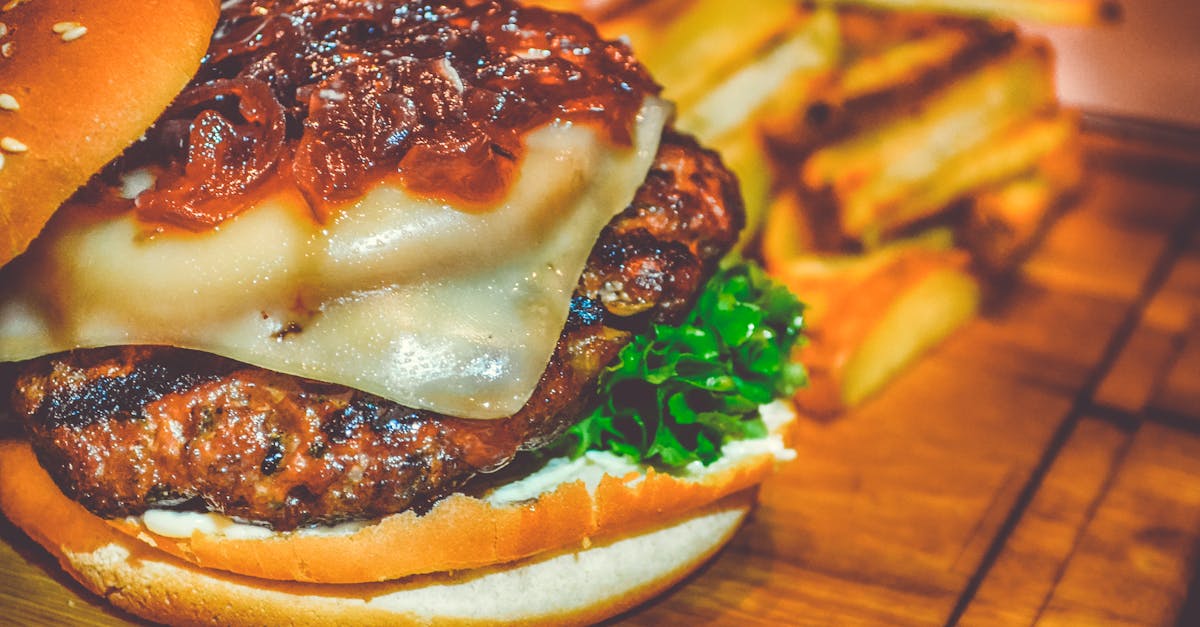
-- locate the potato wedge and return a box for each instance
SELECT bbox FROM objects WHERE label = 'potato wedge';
[677,8,840,142]
[769,234,979,414]
[802,42,1056,242]
[959,129,1085,274]
[820,0,1121,26]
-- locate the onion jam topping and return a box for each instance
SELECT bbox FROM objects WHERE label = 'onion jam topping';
[111,0,660,229]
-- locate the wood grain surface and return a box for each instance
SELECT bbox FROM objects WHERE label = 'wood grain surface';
[1,127,1198,625]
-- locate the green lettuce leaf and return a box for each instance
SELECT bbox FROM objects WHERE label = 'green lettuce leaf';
[559,259,806,468]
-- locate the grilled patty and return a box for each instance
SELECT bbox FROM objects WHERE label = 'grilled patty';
[10,132,743,530]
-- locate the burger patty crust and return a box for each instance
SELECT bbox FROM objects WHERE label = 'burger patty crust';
[11,132,744,530]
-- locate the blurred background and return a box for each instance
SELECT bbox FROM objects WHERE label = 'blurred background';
[1026,0,1200,127]
[533,1,1200,624]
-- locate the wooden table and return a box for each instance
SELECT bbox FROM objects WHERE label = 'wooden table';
[2,124,1199,625]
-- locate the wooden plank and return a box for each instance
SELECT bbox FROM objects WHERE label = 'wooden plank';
[0,516,138,626]
[1095,239,1199,414]
[1094,324,1180,413]
[625,327,1077,623]
[937,155,1177,396]
[1156,318,1200,422]
[1034,423,1200,625]
[1081,119,1200,188]
[960,417,1130,624]
[1100,224,1200,415]
[1013,132,1199,409]
[619,539,954,625]
[944,282,1126,395]
[1021,155,1197,303]
[1150,232,1200,422]
[1144,232,1200,334]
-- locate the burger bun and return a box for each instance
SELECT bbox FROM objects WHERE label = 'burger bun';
[0,440,758,626]
[0,0,219,266]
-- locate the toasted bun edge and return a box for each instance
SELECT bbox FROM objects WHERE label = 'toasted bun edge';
[96,400,795,584]
[0,438,754,626]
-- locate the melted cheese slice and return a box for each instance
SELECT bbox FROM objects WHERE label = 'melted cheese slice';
[0,99,669,419]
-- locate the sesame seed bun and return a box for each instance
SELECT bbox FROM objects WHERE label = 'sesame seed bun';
[0,0,219,267]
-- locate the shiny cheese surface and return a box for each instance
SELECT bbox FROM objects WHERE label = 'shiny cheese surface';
[0,99,669,419]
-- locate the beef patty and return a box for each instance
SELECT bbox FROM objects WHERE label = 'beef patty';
[10,132,743,530]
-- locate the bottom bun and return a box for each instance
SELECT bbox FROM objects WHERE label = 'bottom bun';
[0,440,753,626]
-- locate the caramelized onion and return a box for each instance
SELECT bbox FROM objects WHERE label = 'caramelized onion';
[135,78,287,229]
[111,0,660,229]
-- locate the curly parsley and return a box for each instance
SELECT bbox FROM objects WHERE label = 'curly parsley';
[559,260,806,468]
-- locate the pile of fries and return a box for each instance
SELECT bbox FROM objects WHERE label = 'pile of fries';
[536,0,1118,414]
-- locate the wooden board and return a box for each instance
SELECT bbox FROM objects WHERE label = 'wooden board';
[1034,422,1200,625]
[961,417,1133,625]
[1,129,1198,625]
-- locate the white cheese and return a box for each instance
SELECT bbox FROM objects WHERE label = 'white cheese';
[0,98,669,419]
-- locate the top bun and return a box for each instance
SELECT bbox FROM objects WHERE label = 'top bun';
[0,0,219,267]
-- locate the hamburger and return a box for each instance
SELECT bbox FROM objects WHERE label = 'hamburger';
[0,0,806,624]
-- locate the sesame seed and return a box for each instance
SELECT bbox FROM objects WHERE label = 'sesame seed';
[52,21,87,42]
[1,0,23,12]
[0,22,8,38]
[0,93,17,111]
[60,25,86,42]
[1,42,12,57]
[1,136,27,153]
[0,153,5,172]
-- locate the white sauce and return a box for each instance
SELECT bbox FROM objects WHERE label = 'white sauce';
[140,509,367,540]
[488,400,797,504]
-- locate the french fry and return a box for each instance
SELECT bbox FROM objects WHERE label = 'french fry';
[762,192,817,271]
[770,231,980,414]
[764,20,1016,151]
[834,256,978,408]
[712,131,775,253]
[961,177,1060,276]
[838,30,972,99]
[960,130,1085,274]
[583,0,686,49]
[820,0,1122,26]
[537,0,1094,416]
[802,43,1052,190]
[882,109,1080,237]
[524,0,622,21]
[630,0,803,108]
[677,8,840,142]
[835,7,984,58]
[802,42,1055,241]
